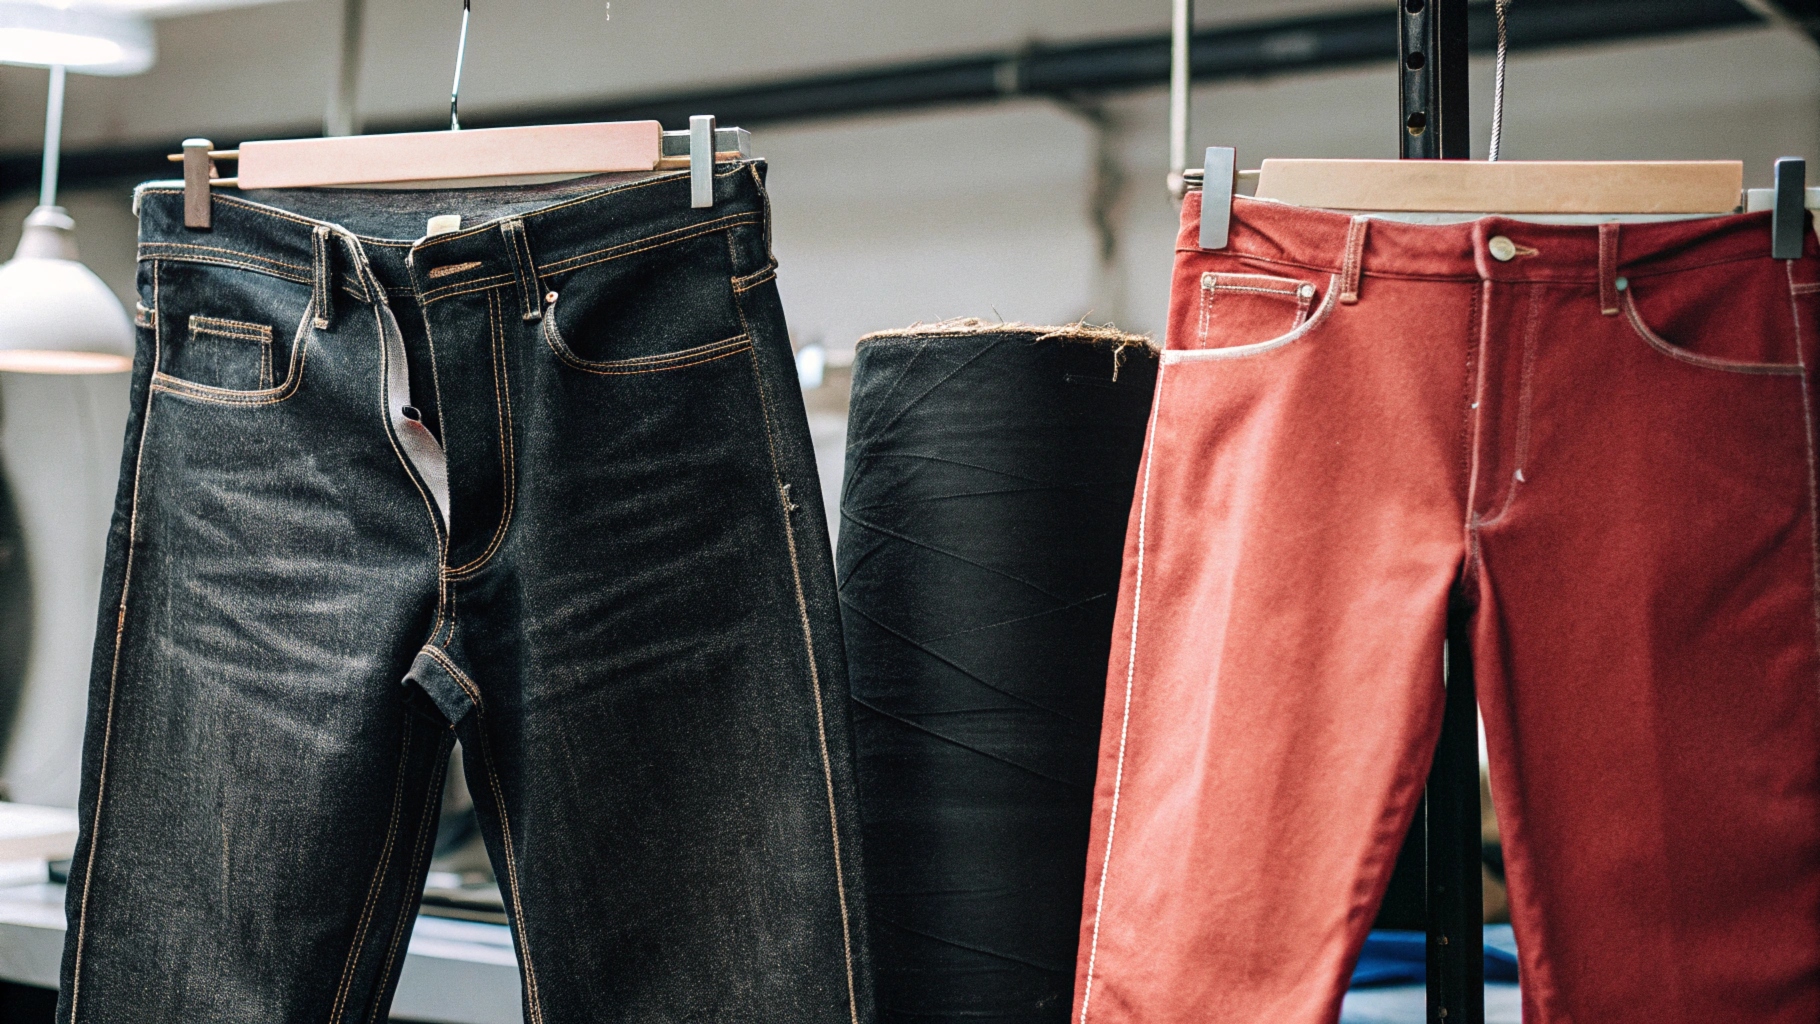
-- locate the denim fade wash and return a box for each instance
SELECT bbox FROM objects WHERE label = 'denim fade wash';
[59,164,872,1024]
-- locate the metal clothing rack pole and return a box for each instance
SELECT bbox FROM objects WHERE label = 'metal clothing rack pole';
[1401,4,1485,1020]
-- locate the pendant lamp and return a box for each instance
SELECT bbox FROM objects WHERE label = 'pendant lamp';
[0,1,157,374]
[0,1,154,74]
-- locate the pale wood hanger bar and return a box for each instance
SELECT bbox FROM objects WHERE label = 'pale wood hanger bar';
[1253,159,1744,214]
[168,117,752,229]
[1192,150,1809,260]
[230,120,664,189]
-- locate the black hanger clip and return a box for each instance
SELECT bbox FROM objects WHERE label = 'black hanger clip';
[1773,156,1806,260]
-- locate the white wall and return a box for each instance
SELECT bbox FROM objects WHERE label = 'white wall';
[0,0,1341,150]
[0,3,1814,805]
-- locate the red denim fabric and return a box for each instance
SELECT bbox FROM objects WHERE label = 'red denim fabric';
[1073,194,1820,1024]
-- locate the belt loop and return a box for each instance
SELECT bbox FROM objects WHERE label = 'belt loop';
[1598,221,1621,316]
[311,224,334,330]
[501,218,544,321]
[1339,215,1369,304]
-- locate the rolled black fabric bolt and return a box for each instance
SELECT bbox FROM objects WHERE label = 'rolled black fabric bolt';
[838,320,1158,1024]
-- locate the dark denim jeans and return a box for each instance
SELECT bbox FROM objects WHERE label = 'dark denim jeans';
[59,164,871,1024]
[837,324,1157,1024]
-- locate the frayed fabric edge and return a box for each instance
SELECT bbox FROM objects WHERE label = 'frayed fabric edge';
[857,317,1156,353]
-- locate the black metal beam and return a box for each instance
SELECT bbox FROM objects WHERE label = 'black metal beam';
[1399,3,1483,1021]
[1429,611,1486,1024]
[0,0,1774,195]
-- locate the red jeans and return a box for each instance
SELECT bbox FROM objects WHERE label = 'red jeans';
[1073,195,1820,1024]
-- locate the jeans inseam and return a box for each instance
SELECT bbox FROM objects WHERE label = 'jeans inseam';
[471,722,545,1024]
[365,734,453,1024]
[327,721,416,1024]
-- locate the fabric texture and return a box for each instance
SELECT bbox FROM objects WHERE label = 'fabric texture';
[1073,194,1820,1024]
[59,165,871,1024]
[839,323,1156,1024]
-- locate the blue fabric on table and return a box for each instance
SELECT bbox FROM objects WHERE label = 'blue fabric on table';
[1350,926,1519,988]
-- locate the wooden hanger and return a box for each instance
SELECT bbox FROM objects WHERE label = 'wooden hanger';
[1193,150,1809,260]
[168,0,753,229]
[1182,0,1807,260]
[1253,158,1743,215]
[170,118,752,229]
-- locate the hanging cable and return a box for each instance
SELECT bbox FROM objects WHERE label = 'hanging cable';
[449,0,471,131]
[39,65,64,209]
[1487,0,1511,161]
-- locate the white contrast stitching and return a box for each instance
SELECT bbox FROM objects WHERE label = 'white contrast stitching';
[1078,357,1166,1024]
[1165,274,1340,363]
[1621,291,1804,376]
[66,260,161,1024]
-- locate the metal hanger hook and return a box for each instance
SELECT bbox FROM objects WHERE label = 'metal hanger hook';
[450,0,471,131]
[1487,0,1512,161]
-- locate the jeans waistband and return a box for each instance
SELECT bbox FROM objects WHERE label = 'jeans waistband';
[1178,191,1816,284]
[133,161,770,313]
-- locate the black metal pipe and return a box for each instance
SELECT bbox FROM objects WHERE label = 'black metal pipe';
[0,0,1772,195]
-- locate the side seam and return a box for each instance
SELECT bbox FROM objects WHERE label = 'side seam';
[737,328,861,1024]
[1078,357,1167,1024]
[65,260,163,1024]
[1786,262,1820,733]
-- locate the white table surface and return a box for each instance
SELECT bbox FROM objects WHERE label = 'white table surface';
[0,875,1521,1024]
[0,880,524,1024]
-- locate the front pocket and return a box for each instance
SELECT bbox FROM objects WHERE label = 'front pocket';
[1620,266,1804,376]
[544,300,752,374]
[537,229,749,375]
[1167,273,1338,363]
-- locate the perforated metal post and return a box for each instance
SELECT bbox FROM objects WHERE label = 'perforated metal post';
[1430,610,1485,1024]
[1402,2,1483,1022]
[1400,0,1471,160]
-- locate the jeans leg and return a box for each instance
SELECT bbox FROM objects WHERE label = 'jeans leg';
[58,249,451,1024]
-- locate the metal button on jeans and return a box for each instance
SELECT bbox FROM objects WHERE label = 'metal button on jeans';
[1488,235,1518,261]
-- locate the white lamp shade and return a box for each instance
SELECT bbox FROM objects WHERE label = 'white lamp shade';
[0,0,154,75]
[0,209,133,374]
